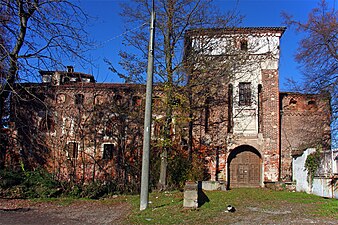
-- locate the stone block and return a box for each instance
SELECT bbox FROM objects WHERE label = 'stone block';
[183,181,198,208]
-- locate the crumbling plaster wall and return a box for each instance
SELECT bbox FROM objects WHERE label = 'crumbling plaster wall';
[280,93,331,182]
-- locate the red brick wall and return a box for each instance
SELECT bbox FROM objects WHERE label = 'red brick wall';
[280,93,331,181]
[261,69,280,182]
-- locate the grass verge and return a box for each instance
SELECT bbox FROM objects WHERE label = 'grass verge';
[125,188,338,224]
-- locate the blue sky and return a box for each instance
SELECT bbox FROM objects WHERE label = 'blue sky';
[76,0,328,91]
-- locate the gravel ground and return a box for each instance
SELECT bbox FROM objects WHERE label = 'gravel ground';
[0,198,131,225]
[1,197,337,225]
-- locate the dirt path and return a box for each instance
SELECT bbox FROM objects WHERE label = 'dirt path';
[1,197,337,225]
[0,199,131,225]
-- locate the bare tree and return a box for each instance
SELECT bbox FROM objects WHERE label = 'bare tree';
[0,0,91,168]
[110,0,243,189]
[283,0,337,145]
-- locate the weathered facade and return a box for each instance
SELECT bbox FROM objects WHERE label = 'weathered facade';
[7,27,331,188]
[185,27,330,187]
[9,69,146,186]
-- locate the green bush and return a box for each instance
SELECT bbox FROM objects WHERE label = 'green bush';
[305,150,321,183]
[0,168,62,198]
[0,169,25,189]
[79,181,116,199]
[23,168,62,198]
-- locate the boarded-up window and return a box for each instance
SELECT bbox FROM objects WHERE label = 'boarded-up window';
[67,142,78,159]
[239,82,251,106]
[103,144,115,160]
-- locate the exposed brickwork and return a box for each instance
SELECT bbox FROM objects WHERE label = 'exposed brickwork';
[7,27,331,189]
[261,69,280,182]
[280,92,331,181]
[10,81,146,184]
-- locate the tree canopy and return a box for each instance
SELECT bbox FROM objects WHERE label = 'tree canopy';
[112,0,243,189]
[283,0,337,145]
[0,0,91,168]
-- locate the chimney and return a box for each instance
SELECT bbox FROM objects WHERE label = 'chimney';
[67,66,74,73]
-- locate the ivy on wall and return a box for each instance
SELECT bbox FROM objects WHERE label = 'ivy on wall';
[305,149,321,183]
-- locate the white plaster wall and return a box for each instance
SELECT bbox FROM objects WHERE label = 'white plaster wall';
[232,66,261,135]
[248,35,280,56]
[191,32,281,136]
[191,34,281,57]
[292,148,316,193]
[293,148,338,199]
[312,178,333,198]
[333,150,338,174]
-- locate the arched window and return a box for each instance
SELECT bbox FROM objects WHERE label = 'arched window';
[289,98,297,106]
[307,100,317,110]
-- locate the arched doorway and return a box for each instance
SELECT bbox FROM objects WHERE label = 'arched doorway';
[227,145,262,188]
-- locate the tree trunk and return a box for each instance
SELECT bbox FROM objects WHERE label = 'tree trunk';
[158,0,175,190]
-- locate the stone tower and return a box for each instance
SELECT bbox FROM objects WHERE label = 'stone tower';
[185,27,286,187]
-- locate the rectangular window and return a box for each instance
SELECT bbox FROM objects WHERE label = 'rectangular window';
[67,142,78,159]
[240,40,248,51]
[75,94,84,105]
[239,82,251,106]
[103,144,115,160]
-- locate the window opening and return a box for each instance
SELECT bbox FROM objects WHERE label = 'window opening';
[307,100,317,110]
[308,100,316,106]
[67,142,78,159]
[239,82,251,106]
[240,40,248,51]
[289,98,297,105]
[103,144,115,160]
[75,94,84,105]
[258,84,262,133]
[132,96,141,107]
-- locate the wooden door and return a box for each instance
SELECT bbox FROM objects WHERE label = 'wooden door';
[229,150,261,187]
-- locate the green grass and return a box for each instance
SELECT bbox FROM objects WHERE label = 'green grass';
[25,188,338,224]
[125,188,338,224]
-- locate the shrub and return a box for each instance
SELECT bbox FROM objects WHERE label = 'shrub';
[305,149,321,183]
[0,169,25,189]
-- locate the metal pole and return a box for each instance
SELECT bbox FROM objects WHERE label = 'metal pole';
[140,0,155,211]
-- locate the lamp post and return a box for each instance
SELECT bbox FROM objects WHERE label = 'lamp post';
[140,0,155,211]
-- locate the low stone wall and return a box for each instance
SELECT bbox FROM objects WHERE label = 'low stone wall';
[265,181,296,191]
[200,181,226,191]
[293,148,338,199]
[312,176,338,199]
